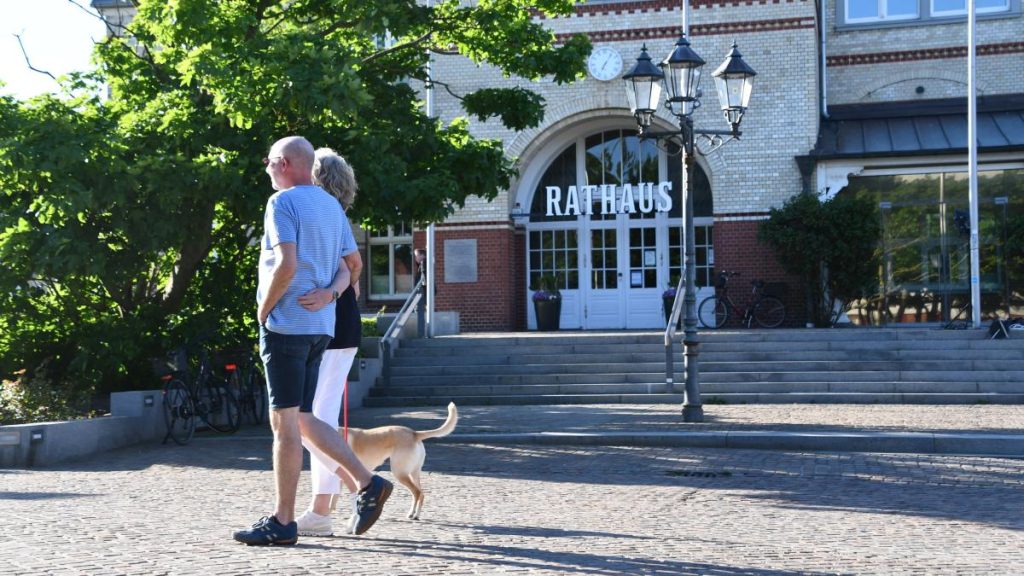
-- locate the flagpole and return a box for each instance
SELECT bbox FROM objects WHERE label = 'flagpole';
[967,0,981,328]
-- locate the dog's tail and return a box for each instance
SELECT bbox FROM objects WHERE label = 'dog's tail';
[414,402,458,441]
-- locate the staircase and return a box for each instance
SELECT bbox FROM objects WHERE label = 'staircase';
[363,329,1024,407]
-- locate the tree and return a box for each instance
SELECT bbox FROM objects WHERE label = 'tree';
[758,192,880,327]
[0,0,589,403]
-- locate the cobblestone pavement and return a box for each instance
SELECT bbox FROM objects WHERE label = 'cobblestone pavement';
[3,429,1023,575]
[342,404,1024,436]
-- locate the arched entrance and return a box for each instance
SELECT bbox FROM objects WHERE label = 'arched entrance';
[519,124,714,329]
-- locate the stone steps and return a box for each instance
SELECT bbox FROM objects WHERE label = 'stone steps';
[365,329,1024,407]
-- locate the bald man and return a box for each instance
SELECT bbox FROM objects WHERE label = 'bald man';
[234,136,392,546]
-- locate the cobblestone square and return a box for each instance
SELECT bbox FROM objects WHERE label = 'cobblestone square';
[3,429,1023,575]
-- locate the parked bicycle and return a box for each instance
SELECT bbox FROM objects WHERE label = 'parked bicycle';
[155,345,242,445]
[220,347,268,425]
[698,271,787,329]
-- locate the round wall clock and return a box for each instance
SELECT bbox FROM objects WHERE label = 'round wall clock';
[587,46,624,82]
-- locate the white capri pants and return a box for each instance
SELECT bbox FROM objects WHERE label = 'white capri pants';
[302,347,358,495]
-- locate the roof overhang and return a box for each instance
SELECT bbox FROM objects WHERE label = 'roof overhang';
[804,95,1024,162]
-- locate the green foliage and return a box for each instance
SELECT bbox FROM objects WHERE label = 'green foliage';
[759,192,880,326]
[361,307,386,338]
[0,0,589,414]
[0,362,95,425]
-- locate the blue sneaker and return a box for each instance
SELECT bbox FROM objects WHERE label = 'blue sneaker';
[353,475,393,535]
[233,515,298,546]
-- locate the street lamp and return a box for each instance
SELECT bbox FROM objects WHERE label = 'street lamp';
[624,36,756,422]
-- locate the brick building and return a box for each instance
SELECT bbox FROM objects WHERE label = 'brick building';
[93,0,1024,331]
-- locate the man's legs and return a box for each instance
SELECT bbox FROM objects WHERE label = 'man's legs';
[233,328,319,545]
[270,406,302,524]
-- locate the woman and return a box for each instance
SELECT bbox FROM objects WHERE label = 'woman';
[295,148,364,536]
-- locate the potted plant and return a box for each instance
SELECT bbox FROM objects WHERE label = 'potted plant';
[531,274,561,331]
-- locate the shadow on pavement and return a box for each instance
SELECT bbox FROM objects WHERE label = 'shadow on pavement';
[0,491,96,501]
[359,536,819,576]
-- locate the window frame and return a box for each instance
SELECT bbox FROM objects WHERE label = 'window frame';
[367,223,414,300]
[838,0,1018,28]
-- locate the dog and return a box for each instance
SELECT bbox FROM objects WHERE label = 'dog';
[343,402,457,522]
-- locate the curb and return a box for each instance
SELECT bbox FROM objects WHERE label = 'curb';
[437,431,1024,456]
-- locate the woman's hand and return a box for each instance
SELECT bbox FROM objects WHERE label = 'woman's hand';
[298,288,332,312]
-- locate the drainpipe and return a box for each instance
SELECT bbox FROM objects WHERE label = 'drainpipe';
[820,0,829,118]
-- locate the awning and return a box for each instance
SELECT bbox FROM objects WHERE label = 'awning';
[807,95,1024,160]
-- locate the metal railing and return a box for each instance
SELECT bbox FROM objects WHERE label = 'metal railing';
[663,274,686,393]
[379,276,425,386]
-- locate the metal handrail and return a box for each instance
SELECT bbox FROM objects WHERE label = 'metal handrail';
[663,274,686,392]
[380,276,425,386]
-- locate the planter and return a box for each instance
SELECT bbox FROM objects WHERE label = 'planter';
[358,336,381,358]
[534,299,561,331]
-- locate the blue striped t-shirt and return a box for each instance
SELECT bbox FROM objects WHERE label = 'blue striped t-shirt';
[258,185,354,336]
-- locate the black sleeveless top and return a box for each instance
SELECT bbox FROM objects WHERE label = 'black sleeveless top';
[327,285,361,350]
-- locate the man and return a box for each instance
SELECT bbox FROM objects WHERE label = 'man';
[233,136,392,546]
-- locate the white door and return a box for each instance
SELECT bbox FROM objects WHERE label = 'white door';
[623,222,664,328]
[582,219,624,329]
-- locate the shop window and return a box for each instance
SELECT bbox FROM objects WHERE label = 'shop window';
[841,168,1024,324]
[840,0,1014,26]
[368,223,413,299]
[528,229,579,291]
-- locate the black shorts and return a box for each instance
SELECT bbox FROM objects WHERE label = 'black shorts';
[259,327,331,412]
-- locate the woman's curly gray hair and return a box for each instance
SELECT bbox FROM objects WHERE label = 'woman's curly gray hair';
[312,147,358,210]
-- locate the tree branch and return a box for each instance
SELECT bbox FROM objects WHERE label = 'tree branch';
[362,32,433,65]
[161,200,216,314]
[13,33,57,81]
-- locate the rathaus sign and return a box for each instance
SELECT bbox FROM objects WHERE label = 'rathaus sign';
[543,182,674,216]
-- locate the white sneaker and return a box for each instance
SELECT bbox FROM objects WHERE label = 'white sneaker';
[295,509,333,537]
[345,494,359,535]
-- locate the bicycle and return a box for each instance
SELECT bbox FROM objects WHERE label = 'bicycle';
[221,348,268,425]
[155,345,242,445]
[697,271,787,329]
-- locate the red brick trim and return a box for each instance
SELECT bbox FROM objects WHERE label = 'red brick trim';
[535,0,801,19]
[828,42,1024,66]
[554,17,815,44]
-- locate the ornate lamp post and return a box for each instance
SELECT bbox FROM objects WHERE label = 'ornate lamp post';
[623,37,756,422]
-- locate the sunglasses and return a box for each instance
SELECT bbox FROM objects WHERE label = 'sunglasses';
[262,155,285,166]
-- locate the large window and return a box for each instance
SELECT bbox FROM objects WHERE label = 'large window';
[840,0,1014,26]
[368,223,413,299]
[840,168,1024,324]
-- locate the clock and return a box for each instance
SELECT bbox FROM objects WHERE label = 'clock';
[587,46,623,82]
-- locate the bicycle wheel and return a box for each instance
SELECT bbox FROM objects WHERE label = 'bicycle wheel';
[249,370,268,425]
[698,296,728,329]
[198,377,241,433]
[752,296,786,328]
[162,378,195,445]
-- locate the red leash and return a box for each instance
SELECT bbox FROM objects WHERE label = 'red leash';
[342,375,349,442]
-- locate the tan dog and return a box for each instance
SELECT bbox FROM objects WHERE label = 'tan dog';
[344,402,457,521]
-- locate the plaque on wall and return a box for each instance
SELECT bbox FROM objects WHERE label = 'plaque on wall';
[444,239,478,283]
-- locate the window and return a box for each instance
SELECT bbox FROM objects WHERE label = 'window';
[846,0,919,22]
[932,0,1009,15]
[528,229,579,291]
[840,0,1015,26]
[368,223,413,299]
